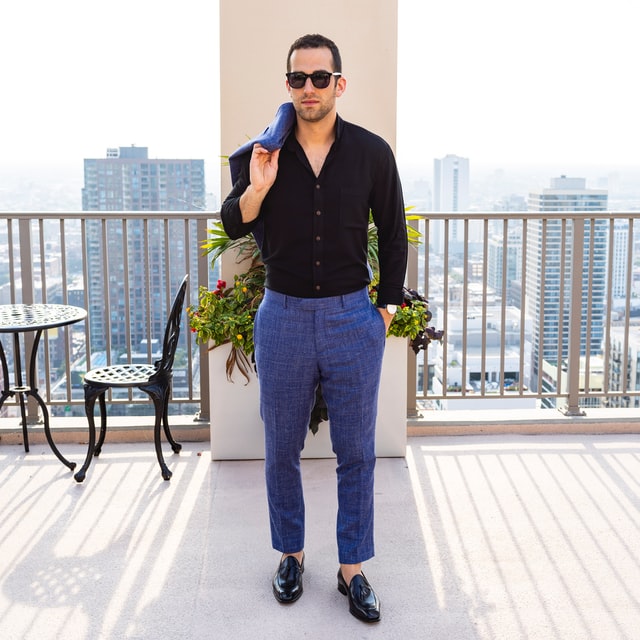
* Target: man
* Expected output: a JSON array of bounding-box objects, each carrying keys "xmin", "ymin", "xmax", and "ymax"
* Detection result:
[{"xmin": 221, "ymin": 33, "xmax": 407, "ymax": 623}]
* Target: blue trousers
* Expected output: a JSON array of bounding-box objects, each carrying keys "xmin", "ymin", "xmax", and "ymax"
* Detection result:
[{"xmin": 253, "ymin": 286, "xmax": 387, "ymax": 564}]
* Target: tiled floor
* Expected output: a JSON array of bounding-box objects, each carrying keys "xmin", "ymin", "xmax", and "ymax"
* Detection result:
[{"xmin": 1, "ymin": 434, "xmax": 639, "ymax": 639}]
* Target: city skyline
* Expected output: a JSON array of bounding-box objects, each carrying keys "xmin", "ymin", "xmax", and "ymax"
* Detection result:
[{"xmin": 2, "ymin": 0, "xmax": 639, "ymax": 202}]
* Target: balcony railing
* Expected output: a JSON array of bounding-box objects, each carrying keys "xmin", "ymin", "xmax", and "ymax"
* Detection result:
[
  {"xmin": 409, "ymin": 210, "xmax": 640, "ymax": 417},
  {"xmin": 0, "ymin": 212, "xmax": 214, "ymax": 426},
  {"xmin": 2, "ymin": 210, "xmax": 640, "ymax": 430}
]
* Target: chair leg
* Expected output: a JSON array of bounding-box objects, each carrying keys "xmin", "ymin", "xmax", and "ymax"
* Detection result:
[
  {"xmin": 162, "ymin": 392, "xmax": 182, "ymax": 454},
  {"xmin": 154, "ymin": 395, "xmax": 172, "ymax": 481},
  {"xmin": 141, "ymin": 384, "xmax": 173, "ymax": 480},
  {"xmin": 75, "ymin": 386, "xmax": 102, "ymax": 483},
  {"xmin": 95, "ymin": 391, "xmax": 108, "ymax": 456}
]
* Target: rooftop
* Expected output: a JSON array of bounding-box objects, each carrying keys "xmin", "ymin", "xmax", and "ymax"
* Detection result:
[{"xmin": 2, "ymin": 434, "xmax": 639, "ymax": 639}]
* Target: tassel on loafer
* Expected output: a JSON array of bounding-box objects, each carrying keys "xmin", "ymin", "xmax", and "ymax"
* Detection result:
[
  {"xmin": 337, "ymin": 569, "xmax": 381, "ymax": 623},
  {"xmin": 272, "ymin": 554, "xmax": 304, "ymax": 604}
]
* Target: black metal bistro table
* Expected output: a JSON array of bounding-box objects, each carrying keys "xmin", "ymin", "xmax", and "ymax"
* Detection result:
[{"xmin": 0, "ymin": 303, "xmax": 87, "ymax": 473}]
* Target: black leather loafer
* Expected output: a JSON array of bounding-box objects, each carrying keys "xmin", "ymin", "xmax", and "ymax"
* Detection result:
[
  {"xmin": 337, "ymin": 569, "xmax": 381, "ymax": 623},
  {"xmin": 272, "ymin": 554, "xmax": 304, "ymax": 604}
]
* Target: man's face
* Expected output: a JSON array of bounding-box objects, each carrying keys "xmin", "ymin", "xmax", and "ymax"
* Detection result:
[{"xmin": 287, "ymin": 47, "xmax": 345, "ymax": 123}]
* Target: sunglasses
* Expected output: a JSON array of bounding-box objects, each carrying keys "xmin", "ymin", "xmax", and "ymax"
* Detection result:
[{"xmin": 286, "ymin": 71, "xmax": 341, "ymax": 89}]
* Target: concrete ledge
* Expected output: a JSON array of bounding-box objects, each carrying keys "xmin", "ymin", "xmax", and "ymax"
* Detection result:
[
  {"xmin": 3, "ymin": 408, "xmax": 640, "ymax": 447},
  {"xmin": 408, "ymin": 407, "xmax": 640, "ymax": 436},
  {"xmin": 0, "ymin": 415, "xmax": 210, "ymax": 446}
]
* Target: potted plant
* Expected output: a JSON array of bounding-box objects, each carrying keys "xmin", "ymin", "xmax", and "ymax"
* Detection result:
[{"xmin": 188, "ymin": 216, "xmax": 443, "ymax": 458}]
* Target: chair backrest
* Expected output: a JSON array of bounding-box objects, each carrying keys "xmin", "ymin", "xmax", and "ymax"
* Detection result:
[{"xmin": 151, "ymin": 274, "xmax": 189, "ymax": 381}]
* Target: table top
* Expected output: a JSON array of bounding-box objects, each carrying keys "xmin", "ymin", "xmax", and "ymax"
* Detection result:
[{"xmin": 0, "ymin": 304, "xmax": 87, "ymax": 333}]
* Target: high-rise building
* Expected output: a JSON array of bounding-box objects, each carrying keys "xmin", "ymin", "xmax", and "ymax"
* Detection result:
[
  {"xmin": 432, "ymin": 154, "xmax": 470, "ymax": 255},
  {"xmin": 611, "ymin": 219, "xmax": 630, "ymax": 301},
  {"xmin": 608, "ymin": 326, "xmax": 640, "ymax": 408},
  {"xmin": 82, "ymin": 146, "xmax": 205, "ymax": 354},
  {"xmin": 525, "ymin": 176, "xmax": 608, "ymax": 399},
  {"xmin": 82, "ymin": 145, "xmax": 205, "ymax": 211},
  {"xmin": 487, "ymin": 227, "xmax": 523, "ymax": 306}
]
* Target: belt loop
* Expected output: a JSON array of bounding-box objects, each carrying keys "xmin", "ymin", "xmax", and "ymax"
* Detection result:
[{"xmin": 283, "ymin": 294, "xmax": 288, "ymax": 309}]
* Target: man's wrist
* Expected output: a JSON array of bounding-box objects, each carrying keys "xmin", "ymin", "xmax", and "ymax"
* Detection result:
[{"xmin": 377, "ymin": 304, "xmax": 397, "ymax": 315}]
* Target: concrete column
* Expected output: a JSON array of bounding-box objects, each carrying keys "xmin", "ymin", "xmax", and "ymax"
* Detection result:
[{"xmin": 218, "ymin": 0, "xmax": 399, "ymax": 199}]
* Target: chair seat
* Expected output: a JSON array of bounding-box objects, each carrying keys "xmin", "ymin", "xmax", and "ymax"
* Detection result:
[{"xmin": 84, "ymin": 363, "xmax": 159, "ymax": 387}]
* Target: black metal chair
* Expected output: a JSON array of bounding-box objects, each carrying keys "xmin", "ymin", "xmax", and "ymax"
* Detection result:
[{"xmin": 74, "ymin": 275, "xmax": 189, "ymax": 482}]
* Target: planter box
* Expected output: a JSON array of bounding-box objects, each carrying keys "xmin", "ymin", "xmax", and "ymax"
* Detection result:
[{"xmin": 209, "ymin": 336, "xmax": 408, "ymax": 460}]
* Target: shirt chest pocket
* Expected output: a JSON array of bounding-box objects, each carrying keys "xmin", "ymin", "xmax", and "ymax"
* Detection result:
[{"xmin": 339, "ymin": 189, "xmax": 369, "ymax": 231}]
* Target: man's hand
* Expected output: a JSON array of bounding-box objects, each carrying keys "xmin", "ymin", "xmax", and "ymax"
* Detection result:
[
  {"xmin": 239, "ymin": 143, "xmax": 281, "ymax": 222},
  {"xmin": 377, "ymin": 308, "xmax": 394, "ymax": 335},
  {"xmin": 249, "ymin": 143, "xmax": 280, "ymax": 193}
]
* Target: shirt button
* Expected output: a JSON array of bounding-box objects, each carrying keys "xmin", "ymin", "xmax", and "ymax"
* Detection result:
[
  {"xmin": 315, "ymin": 285, "xmax": 321, "ymax": 291},
  {"xmin": 315, "ymin": 235, "xmax": 321, "ymax": 241},
  {"xmin": 315, "ymin": 210, "xmax": 321, "ymax": 216},
  {"xmin": 315, "ymin": 184, "xmax": 320, "ymax": 189},
  {"xmin": 315, "ymin": 260, "xmax": 321, "ymax": 266}
]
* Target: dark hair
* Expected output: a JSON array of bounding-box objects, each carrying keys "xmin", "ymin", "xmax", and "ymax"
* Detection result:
[{"xmin": 286, "ymin": 34, "xmax": 342, "ymax": 73}]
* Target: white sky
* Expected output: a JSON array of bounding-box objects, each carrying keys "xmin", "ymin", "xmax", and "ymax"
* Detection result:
[
  {"xmin": 2, "ymin": 0, "xmax": 639, "ymax": 191},
  {"xmin": 397, "ymin": 0, "xmax": 640, "ymax": 171}
]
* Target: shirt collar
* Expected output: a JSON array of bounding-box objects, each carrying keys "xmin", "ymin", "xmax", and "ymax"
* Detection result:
[{"xmin": 284, "ymin": 114, "xmax": 344, "ymax": 151}]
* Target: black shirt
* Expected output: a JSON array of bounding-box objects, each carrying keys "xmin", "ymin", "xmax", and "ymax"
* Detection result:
[{"xmin": 221, "ymin": 115, "xmax": 408, "ymax": 306}]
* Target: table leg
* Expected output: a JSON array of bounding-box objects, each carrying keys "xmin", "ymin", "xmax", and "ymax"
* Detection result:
[
  {"xmin": 24, "ymin": 329, "xmax": 76, "ymax": 471},
  {"xmin": 0, "ymin": 340, "xmax": 20, "ymax": 441},
  {"xmin": 0, "ymin": 335, "xmax": 32, "ymax": 451},
  {"xmin": 17, "ymin": 391, "xmax": 30, "ymax": 452}
]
